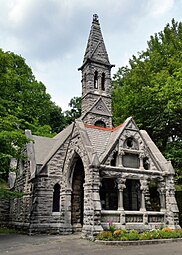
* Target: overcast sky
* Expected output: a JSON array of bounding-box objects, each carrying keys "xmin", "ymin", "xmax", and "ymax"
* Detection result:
[{"xmin": 0, "ymin": 0, "xmax": 181, "ymax": 110}]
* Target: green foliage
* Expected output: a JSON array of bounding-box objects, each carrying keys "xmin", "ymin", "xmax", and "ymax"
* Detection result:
[
  {"xmin": 0, "ymin": 227, "xmax": 26, "ymax": 234},
  {"xmin": 64, "ymin": 97, "xmax": 81, "ymax": 125},
  {"xmin": 96, "ymin": 231, "xmax": 114, "ymax": 240},
  {"xmin": 0, "ymin": 179, "xmax": 23, "ymax": 199},
  {"xmin": 96, "ymin": 228, "xmax": 182, "ymax": 241},
  {"xmin": 112, "ymin": 19, "xmax": 182, "ymax": 184},
  {"xmin": 128, "ymin": 229, "xmax": 139, "ymax": 240},
  {"xmin": 0, "ymin": 48, "xmax": 65, "ymax": 186}
]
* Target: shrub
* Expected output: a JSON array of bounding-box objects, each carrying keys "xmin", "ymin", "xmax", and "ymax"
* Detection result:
[
  {"xmin": 128, "ymin": 229, "xmax": 139, "ymax": 240},
  {"xmin": 120, "ymin": 235, "xmax": 129, "ymax": 241},
  {"xmin": 175, "ymin": 229, "xmax": 182, "ymax": 237},
  {"xmin": 162, "ymin": 227, "xmax": 173, "ymax": 232},
  {"xmin": 96, "ymin": 231, "xmax": 113, "ymax": 240},
  {"xmin": 113, "ymin": 229, "xmax": 122, "ymax": 237},
  {"xmin": 96, "ymin": 228, "xmax": 182, "ymax": 241}
]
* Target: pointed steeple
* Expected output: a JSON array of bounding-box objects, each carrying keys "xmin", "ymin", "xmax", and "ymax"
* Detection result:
[
  {"xmin": 83, "ymin": 14, "xmax": 110, "ymax": 67},
  {"xmin": 79, "ymin": 14, "xmax": 114, "ymax": 70},
  {"xmin": 79, "ymin": 15, "xmax": 115, "ymax": 129}
]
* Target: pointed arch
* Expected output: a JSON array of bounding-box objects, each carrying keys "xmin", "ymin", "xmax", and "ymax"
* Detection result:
[
  {"xmin": 94, "ymin": 71, "xmax": 98, "ymax": 89},
  {"xmin": 71, "ymin": 154, "xmax": 85, "ymax": 232},
  {"xmin": 101, "ymin": 72, "xmax": 105, "ymax": 91},
  {"xmin": 52, "ymin": 183, "xmax": 60, "ymax": 212}
]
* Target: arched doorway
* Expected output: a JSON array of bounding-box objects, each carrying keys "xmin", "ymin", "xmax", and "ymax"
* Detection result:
[{"xmin": 71, "ymin": 156, "xmax": 85, "ymax": 232}]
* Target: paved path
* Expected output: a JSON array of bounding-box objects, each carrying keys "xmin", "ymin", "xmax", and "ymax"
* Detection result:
[{"xmin": 0, "ymin": 234, "xmax": 182, "ymax": 255}]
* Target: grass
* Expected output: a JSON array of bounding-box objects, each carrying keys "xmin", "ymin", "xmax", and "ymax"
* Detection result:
[{"xmin": 0, "ymin": 227, "xmax": 27, "ymax": 235}]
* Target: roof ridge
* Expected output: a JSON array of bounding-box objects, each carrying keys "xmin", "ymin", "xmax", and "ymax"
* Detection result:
[{"xmin": 84, "ymin": 123, "xmax": 124, "ymax": 132}]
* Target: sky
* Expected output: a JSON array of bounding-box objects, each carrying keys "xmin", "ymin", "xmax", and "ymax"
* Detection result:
[{"xmin": 0, "ymin": 0, "xmax": 181, "ymax": 110}]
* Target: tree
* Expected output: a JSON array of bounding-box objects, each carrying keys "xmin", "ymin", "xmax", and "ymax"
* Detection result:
[
  {"xmin": 0, "ymin": 49, "xmax": 64, "ymax": 184},
  {"xmin": 64, "ymin": 96, "xmax": 81, "ymax": 125},
  {"xmin": 112, "ymin": 19, "xmax": 182, "ymax": 183}
]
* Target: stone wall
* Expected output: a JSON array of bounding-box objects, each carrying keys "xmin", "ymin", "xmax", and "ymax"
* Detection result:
[
  {"xmin": 0, "ymin": 198, "xmax": 10, "ymax": 227},
  {"xmin": 176, "ymin": 191, "xmax": 182, "ymax": 227}
]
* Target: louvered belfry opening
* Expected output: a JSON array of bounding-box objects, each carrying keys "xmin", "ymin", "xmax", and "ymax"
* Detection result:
[{"xmin": 71, "ymin": 156, "xmax": 85, "ymax": 232}]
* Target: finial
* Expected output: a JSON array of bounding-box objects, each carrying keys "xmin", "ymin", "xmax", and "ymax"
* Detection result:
[{"xmin": 93, "ymin": 14, "xmax": 99, "ymax": 22}]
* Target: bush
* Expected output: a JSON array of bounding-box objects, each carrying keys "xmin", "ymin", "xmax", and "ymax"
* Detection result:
[
  {"xmin": 96, "ymin": 228, "xmax": 182, "ymax": 241},
  {"xmin": 96, "ymin": 231, "xmax": 113, "ymax": 241},
  {"xmin": 128, "ymin": 229, "xmax": 139, "ymax": 240},
  {"xmin": 162, "ymin": 227, "xmax": 172, "ymax": 232}
]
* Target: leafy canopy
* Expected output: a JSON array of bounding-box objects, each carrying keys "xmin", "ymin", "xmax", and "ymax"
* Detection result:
[
  {"xmin": 112, "ymin": 19, "xmax": 182, "ymax": 181},
  {"xmin": 0, "ymin": 49, "xmax": 64, "ymax": 181}
]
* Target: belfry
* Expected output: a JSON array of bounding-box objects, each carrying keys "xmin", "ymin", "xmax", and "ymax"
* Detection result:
[
  {"xmin": 7, "ymin": 15, "xmax": 179, "ymax": 238},
  {"xmin": 79, "ymin": 14, "xmax": 114, "ymax": 128}
]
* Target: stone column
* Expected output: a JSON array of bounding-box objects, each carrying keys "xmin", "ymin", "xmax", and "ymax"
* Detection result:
[
  {"xmin": 63, "ymin": 188, "xmax": 72, "ymax": 225},
  {"xmin": 117, "ymin": 179, "xmax": 126, "ymax": 211},
  {"xmin": 140, "ymin": 179, "xmax": 148, "ymax": 212},
  {"xmin": 158, "ymin": 182, "xmax": 166, "ymax": 211},
  {"xmin": 82, "ymin": 167, "xmax": 103, "ymax": 239},
  {"xmin": 165, "ymin": 175, "xmax": 179, "ymax": 228},
  {"xmin": 139, "ymin": 153, "xmax": 144, "ymax": 170},
  {"xmin": 118, "ymin": 151, "xmax": 124, "ymax": 167}
]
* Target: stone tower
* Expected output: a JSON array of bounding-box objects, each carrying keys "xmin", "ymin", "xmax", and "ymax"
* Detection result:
[{"xmin": 79, "ymin": 14, "xmax": 115, "ymax": 128}]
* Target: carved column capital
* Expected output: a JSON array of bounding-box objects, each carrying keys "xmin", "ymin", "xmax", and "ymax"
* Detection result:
[
  {"xmin": 140, "ymin": 179, "xmax": 148, "ymax": 192},
  {"xmin": 117, "ymin": 178, "xmax": 126, "ymax": 191}
]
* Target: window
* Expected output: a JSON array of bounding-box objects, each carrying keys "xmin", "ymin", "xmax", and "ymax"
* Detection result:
[
  {"xmin": 95, "ymin": 120, "xmax": 106, "ymax": 128},
  {"xmin": 123, "ymin": 179, "xmax": 141, "ymax": 211},
  {"xmin": 147, "ymin": 181, "xmax": 160, "ymax": 211},
  {"xmin": 143, "ymin": 157, "xmax": 150, "ymax": 170},
  {"xmin": 126, "ymin": 138, "xmax": 133, "ymax": 148},
  {"xmin": 101, "ymin": 73, "xmax": 105, "ymax": 90},
  {"xmin": 124, "ymin": 137, "xmax": 139, "ymax": 150},
  {"xmin": 111, "ymin": 151, "xmax": 118, "ymax": 166},
  {"xmin": 52, "ymin": 183, "xmax": 60, "ymax": 212},
  {"xmin": 123, "ymin": 154, "xmax": 140, "ymax": 168},
  {"xmin": 100, "ymin": 178, "xmax": 118, "ymax": 210},
  {"xmin": 94, "ymin": 71, "xmax": 98, "ymax": 89}
]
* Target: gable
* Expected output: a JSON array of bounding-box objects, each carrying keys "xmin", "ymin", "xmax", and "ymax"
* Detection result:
[
  {"xmin": 90, "ymin": 97, "xmax": 111, "ymax": 116},
  {"xmin": 101, "ymin": 117, "xmax": 168, "ymax": 173}
]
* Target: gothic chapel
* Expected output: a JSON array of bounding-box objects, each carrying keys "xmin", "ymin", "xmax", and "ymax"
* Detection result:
[{"xmin": 9, "ymin": 15, "xmax": 179, "ymax": 238}]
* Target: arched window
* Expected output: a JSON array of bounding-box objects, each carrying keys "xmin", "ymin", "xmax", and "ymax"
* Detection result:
[
  {"xmin": 95, "ymin": 120, "xmax": 106, "ymax": 128},
  {"xmin": 111, "ymin": 151, "xmax": 118, "ymax": 166},
  {"xmin": 101, "ymin": 72, "xmax": 105, "ymax": 91},
  {"xmin": 143, "ymin": 157, "xmax": 150, "ymax": 170},
  {"xmin": 94, "ymin": 71, "xmax": 98, "ymax": 89},
  {"xmin": 52, "ymin": 183, "xmax": 60, "ymax": 212}
]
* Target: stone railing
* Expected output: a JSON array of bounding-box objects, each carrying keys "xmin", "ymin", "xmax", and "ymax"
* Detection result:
[{"xmin": 101, "ymin": 210, "xmax": 166, "ymax": 230}]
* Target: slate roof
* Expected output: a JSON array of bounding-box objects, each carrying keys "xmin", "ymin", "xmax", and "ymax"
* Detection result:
[
  {"xmin": 85, "ymin": 125, "xmax": 112, "ymax": 158},
  {"xmin": 30, "ymin": 116, "xmax": 172, "ymax": 175},
  {"xmin": 84, "ymin": 120, "xmax": 126, "ymax": 161},
  {"xmin": 32, "ymin": 135, "xmax": 56, "ymax": 165},
  {"xmin": 30, "ymin": 123, "xmax": 74, "ymax": 171},
  {"xmin": 140, "ymin": 130, "xmax": 175, "ymax": 174}
]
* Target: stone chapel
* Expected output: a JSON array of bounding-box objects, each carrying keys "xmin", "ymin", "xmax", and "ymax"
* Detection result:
[{"xmin": 8, "ymin": 14, "xmax": 179, "ymax": 238}]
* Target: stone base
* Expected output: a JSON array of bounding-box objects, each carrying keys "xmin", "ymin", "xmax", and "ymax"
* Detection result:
[{"xmin": 29, "ymin": 223, "xmax": 73, "ymax": 235}]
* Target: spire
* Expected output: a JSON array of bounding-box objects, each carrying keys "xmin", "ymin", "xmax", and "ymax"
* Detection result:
[
  {"xmin": 79, "ymin": 14, "xmax": 112, "ymax": 70},
  {"xmin": 79, "ymin": 15, "xmax": 114, "ymax": 129}
]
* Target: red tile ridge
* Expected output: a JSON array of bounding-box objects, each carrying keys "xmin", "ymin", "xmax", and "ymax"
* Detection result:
[{"xmin": 84, "ymin": 123, "xmax": 124, "ymax": 132}]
